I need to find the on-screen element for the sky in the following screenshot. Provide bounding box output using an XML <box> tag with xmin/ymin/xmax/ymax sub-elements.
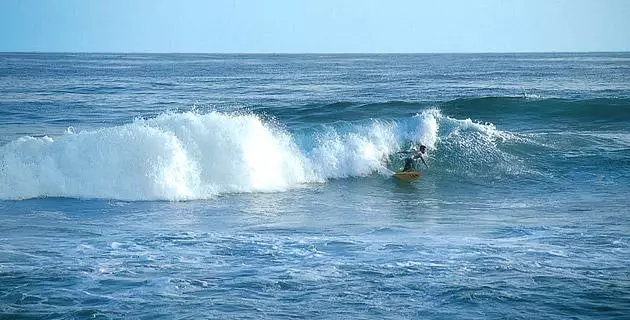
<box><xmin>1</xmin><ymin>0</ymin><xmax>629</xmax><ymax>53</ymax></box>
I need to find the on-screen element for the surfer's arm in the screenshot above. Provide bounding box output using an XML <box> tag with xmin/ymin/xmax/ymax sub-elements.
<box><xmin>419</xmin><ymin>155</ymin><xmax>429</xmax><ymax>169</ymax></box>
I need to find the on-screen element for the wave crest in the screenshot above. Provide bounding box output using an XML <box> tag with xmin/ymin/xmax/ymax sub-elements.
<box><xmin>0</xmin><ymin>108</ymin><xmax>530</xmax><ymax>201</ymax></box>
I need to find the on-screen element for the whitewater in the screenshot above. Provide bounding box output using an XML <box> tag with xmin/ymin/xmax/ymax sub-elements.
<box><xmin>0</xmin><ymin>107</ymin><xmax>527</xmax><ymax>201</ymax></box>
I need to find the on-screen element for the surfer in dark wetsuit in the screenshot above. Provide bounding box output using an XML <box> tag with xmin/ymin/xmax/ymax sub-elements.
<box><xmin>402</xmin><ymin>145</ymin><xmax>429</xmax><ymax>172</ymax></box>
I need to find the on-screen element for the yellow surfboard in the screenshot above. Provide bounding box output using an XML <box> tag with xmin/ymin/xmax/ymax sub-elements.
<box><xmin>392</xmin><ymin>171</ymin><xmax>423</xmax><ymax>182</ymax></box>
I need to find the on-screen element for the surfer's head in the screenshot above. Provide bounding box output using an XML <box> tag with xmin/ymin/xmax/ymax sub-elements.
<box><xmin>419</xmin><ymin>145</ymin><xmax>427</xmax><ymax>153</ymax></box>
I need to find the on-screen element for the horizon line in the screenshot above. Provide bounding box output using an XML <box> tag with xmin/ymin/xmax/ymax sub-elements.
<box><xmin>2</xmin><ymin>50</ymin><xmax>629</xmax><ymax>55</ymax></box>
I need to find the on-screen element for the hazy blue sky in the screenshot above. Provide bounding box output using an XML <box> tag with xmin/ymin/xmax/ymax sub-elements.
<box><xmin>1</xmin><ymin>0</ymin><xmax>628</xmax><ymax>53</ymax></box>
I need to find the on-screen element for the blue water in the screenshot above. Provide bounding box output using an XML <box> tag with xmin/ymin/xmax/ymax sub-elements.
<box><xmin>1</xmin><ymin>53</ymin><xmax>629</xmax><ymax>319</ymax></box>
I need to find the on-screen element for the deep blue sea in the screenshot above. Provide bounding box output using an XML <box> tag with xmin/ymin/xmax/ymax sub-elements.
<box><xmin>1</xmin><ymin>53</ymin><xmax>629</xmax><ymax>319</ymax></box>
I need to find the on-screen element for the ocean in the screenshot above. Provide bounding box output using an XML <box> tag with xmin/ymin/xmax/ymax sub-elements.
<box><xmin>0</xmin><ymin>53</ymin><xmax>629</xmax><ymax>319</ymax></box>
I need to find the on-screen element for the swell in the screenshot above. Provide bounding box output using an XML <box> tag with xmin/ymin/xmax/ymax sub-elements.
<box><xmin>440</xmin><ymin>97</ymin><xmax>630</xmax><ymax>130</ymax></box>
<box><xmin>251</xmin><ymin>97</ymin><xmax>630</xmax><ymax>131</ymax></box>
<box><xmin>250</xmin><ymin>101</ymin><xmax>429</xmax><ymax>128</ymax></box>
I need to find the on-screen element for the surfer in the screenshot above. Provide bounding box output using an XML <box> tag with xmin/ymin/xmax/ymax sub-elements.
<box><xmin>402</xmin><ymin>145</ymin><xmax>428</xmax><ymax>172</ymax></box>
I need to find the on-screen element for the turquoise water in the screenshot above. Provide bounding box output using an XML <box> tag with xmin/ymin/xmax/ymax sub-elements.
<box><xmin>1</xmin><ymin>53</ymin><xmax>629</xmax><ymax>319</ymax></box>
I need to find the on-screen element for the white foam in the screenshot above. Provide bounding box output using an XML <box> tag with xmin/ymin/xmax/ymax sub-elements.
<box><xmin>414</xmin><ymin>109</ymin><xmax>440</xmax><ymax>149</ymax></box>
<box><xmin>0</xmin><ymin>112</ymin><xmax>313</xmax><ymax>201</ymax></box>
<box><xmin>0</xmin><ymin>109</ymin><xmax>459</xmax><ymax>201</ymax></box>
<box><xmin>441</xmin><ymin>114</ymin><xmax>515</xmax><ymax>142</ymax></box>
<box><xmin>307</xmin><ymin>120</ymin><xmax>399</xmax><ymax>179</ymax></box>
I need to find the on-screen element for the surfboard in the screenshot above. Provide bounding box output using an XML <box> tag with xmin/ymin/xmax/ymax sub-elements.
<box><xmin>392</xmin><ymin>171</ymin><xmax>423</xmax><ymax>182</ymax></box>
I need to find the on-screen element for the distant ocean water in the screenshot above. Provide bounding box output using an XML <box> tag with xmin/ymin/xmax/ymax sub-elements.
<box><xmin>1</xmin><ymin>53</ymin><xmax>629</xmax><ymax>319</ymax></box>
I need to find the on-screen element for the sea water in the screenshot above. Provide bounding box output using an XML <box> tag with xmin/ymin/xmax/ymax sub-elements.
<box><xmin>1</xmin><ymin>53</ymin><xmax>629</xmax><ymax>319</ymax></box>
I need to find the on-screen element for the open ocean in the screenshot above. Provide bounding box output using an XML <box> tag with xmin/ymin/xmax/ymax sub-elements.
<box><xmin>1</xmin><ymin>53</ymin><xmax>629</xmax><ymax>319</ymax></box>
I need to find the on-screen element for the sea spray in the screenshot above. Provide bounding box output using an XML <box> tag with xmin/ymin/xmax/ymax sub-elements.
<box><xmin>0</xmin><ymin>123</ymin><xmax>199</xmax><ymax>201</ymax></box>
<box><xmin>305</xmin><ymin>120</ymin><xmax>399</xmax><ymax>179</ymax></box>
<box><xmin>0</xmin><ymin>112</ymin><xmax>313</xmax><ymax>200</ymax></box>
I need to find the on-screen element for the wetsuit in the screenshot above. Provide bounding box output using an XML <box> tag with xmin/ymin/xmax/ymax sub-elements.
<box><xmin>403</xmin><ymin>157</ymin><xmax>416</xmax><ymax>172</ymax></box>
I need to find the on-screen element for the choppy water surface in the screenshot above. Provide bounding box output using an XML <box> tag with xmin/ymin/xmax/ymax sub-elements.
<box><xmin>1</xmin><ymin>53</ymin><xmax>629</xmax><ymax>319</ymax></box>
